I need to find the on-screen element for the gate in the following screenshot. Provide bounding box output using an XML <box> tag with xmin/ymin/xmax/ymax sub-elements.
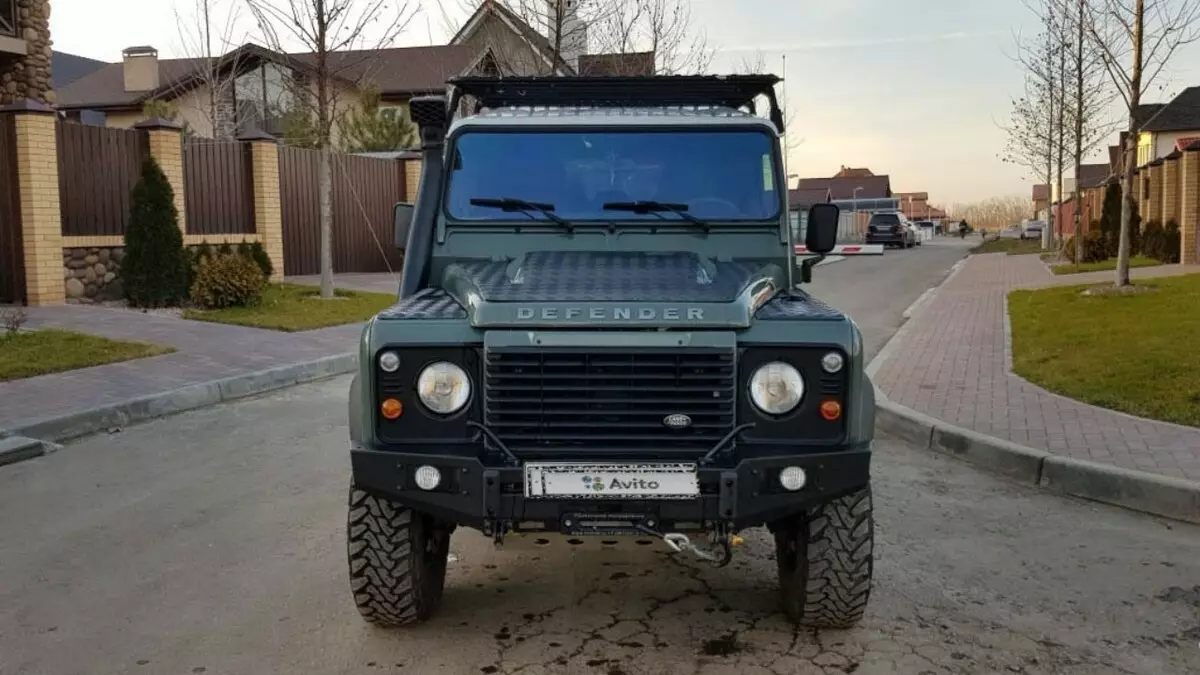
<box><xmin>279</xmin><ymin>147</ymin><xmax>407</xmax><ymax>276</ymax></box>
<box><xmin>0</xmin><ymin>114</ymin><xmax>24</xmax><ymax>304</ymax></box>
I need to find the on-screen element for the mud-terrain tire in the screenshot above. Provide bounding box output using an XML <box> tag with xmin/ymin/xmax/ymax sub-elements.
<box><xmin>774</xmin><ymin>486</ymin><xmax>873</xmax><ymax>629</ymax></box>
<box><xmin>347</xmin><ymin>484</ymin><xmax>451</xmax><ymax>627</ymax></box>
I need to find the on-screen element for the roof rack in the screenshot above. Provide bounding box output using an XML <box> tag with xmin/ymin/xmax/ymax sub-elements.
<box><xmin>445</xmin><ymin>74</ymin><xmax>786</xmax><ymax>133</ymax></box>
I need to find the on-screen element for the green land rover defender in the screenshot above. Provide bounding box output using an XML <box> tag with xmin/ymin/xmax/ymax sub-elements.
<box><xmin>345</xmin><ymin>75</ymin><xmax>876</xmax><ymax>629</ymax></box>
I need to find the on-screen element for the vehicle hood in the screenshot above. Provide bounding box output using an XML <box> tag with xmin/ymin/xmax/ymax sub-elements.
<box><xmin>440</xmin><ymin>250</ymin><xmax>784</xmax><ymax>329</ymax></box>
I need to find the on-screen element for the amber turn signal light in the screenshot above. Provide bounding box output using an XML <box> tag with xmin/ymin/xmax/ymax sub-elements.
<box><xmin>380</xmin><ymin>398</ymin><xmax>404</xmax><ymax>420</ymax></box>
<box><xmin>819</xmin><ymin>400</ymin><xmax>842</xmax><ymax>421</ymax></box>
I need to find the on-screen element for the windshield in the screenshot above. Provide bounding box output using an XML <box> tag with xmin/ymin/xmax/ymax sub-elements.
<box><xmin>868</xmin><ymin>214</ymin><xmax>900</xmax><ymax>226</ymax></box>
<box><xmin>444</xmin><ymin>129</ymin><xmax>782</xmax><ymax>223</ymax></box>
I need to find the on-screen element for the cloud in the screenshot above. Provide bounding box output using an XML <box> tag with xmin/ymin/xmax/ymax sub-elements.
<box><xmin>719</xmin><ymin>30</ymin><xmax>1007</xmax><ymax>54</ymax></box>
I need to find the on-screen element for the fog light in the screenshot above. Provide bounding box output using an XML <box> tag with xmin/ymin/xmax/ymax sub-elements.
<box><xmin>380</xmin><ymin>398</ymin><xmax>403</xmax><ymax>420</ymax></box>
<box><xmin>414</xmin><ymin>465</ymin><xmax>441</xmax><ymax>491</ymax></box>
<box><xmin>820</xmin><ymin>400</ymin><xmax>842</xmax><ymax>421</ymax></box>
<box><xmin>379</xmin><ymin>350</ymin><xmax>400</xmax><ymax>373</ymax></box>
<box><xmin>821</xmin><ymin>352</ymin><xmax>844</xmax><ymax>374</ymax></box>
<box><xmin>779</xmin><ymin>466</ymin><xmax>807</xmax><ymax>492</ymax></box>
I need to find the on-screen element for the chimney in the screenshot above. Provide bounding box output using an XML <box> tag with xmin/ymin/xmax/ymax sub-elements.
<box><xmin>122</xmin><ymin>46</ymin><xmax>160</xmax><ymax>93</ymax></box>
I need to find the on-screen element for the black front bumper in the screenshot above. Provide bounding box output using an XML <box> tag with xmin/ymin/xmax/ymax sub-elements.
<box><xmin>350</xmin><ymin>444</ymin><xmax>871</xmax><ymax>533</ymax></box>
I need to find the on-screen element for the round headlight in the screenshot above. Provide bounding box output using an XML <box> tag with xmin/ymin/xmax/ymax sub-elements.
<box><xmin>417</xmin><ymin>361</ymin><xmax>471</xmax><ymax>415</ymax></box>
<box><xmin>378</xmin><ymin>350</ymin><xmax>401</xmax><ymax>373</ymax></box>
<box><xmin>821</xmin><ymin>352</ymin><xmax>844</xmax><ymax>374</ymax></box>
<box><xmin>748</xmin><ymin>361</ymin><xmax>804</xmax><ymax>415</ymax></box>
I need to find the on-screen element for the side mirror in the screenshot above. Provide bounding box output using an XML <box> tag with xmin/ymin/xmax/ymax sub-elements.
<box><xmin>805</xmin><ymin>203</ymin><xmax>840</xmax><ymax>254</ymax></box>
<box><xmin>394</xmin><ymin>202</ymin><xmax>414</xmax><ymax>249</ymax></box>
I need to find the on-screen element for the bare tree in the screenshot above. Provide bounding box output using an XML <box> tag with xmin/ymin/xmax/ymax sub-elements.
<box><xmin>1000</xmin><ymin>72</ymin><xmax>1055</xmax><ymax>219</ymax></box>
<box><xmin>949</xmin><ymin>196</ymin><xmax>1032</xmax><ymax>233</ymax></box>
<box><xmin>1052</xmin><ymin>0</ymin><xmax>1119</xmax><ymax>263</ymax></box>
<box><xmin>1082</xmin><ymin>0</ymin><xmax>1200</xmax><ymax>286</ymax></box>
<box><xmin>1005</xmin><ymin>4</ymin><xmax>1064</xmax><ymax>249</ymax></box>
<box><xmin>246</xmin><ymin>0</ymin><xmax>418</xmax><ymax>298</ymax></box>
<box><xmin>166</xmin><ymin>0</ymin><xmax>253</xmax><ymax>139</ymax></box>
<box><xmin>589</xmin><ymin>0</ymin><xmax>714</xmax><ymax>74</ymax></box>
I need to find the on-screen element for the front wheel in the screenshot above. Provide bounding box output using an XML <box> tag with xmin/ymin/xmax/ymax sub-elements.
<box><xmin>774</xmin><ymin>486</ymin><xmax>874</xmax><ymax>629</ymax></box>
<box><xmin>347</xmin><ymin>483</ymin><xmax>452</xmax><ymax>627</ymax></box>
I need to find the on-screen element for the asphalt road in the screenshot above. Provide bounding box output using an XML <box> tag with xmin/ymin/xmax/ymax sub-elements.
<box><xmin>3</xmin><ymin>238</ymin><xmax>1198</xmax><ymax>675</ymax></box>
<box><xmin>806</xmin><ymin>236</ymin><xmax>976</xmax><ymax>362</ymax></box>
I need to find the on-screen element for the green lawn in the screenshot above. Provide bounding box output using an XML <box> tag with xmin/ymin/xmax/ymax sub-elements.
<box><xmin>972</xmin><ymin>237</ymin><xmax>1044</xmax><ymax>255</ymax></box>
<box><xmin>0</xmin><ymin>329</ymin><xmax>174</xmax><ymax>382</ymax></box>
<box><xmin>183</xmin><ymin>283</ymin><xmax>397</xmax><ymax>332</ymax></box>
<box><xmin>1048</xmin><ymin>255</ymin><xmax>1164</xmax><ymax>275</ymax></box>
<box><xmin>1008</xmin><ymin>274</ymin><xmax>1200</xmax><ymax>427</ymax></box>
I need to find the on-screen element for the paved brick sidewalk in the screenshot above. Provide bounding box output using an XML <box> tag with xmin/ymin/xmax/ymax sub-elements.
<box><xmin>871</xmin><ymin>253</ymin><xmax>1200</xmax><ymax>482</ymax></box>
<box><xmin>0</xmin><ymin>305</ymin><xmax>363</xmax><ymax>431</ymax></box>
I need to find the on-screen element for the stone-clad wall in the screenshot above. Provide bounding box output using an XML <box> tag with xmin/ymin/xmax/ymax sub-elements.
<box><xmin>63</xmin><ymin>247</ymin><xmax>124</xmax><ymax>303</ymax></box>
<box><xmin>0</xmin><ymin>0</ymin><xmax>56</xmax><ymax>105</ymax></box>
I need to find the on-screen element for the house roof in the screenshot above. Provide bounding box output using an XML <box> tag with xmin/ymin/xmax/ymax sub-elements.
<box><xmin>451</xmin><ymin>0</ymin><xmax>575</xmax><ymax>75</ymax></box>
<box><xmin>1077</xmin><ymin>163</ymin><xmax>1110</xmax><ymax>189</ymax></box>
<box><xmin>577</xmin><ymin>52</ymin><xmax>655</xmax><ymax>76</ymax></box>
<box><xmin>893</xmin><ymin>191</ymin><xmax>928</xmax><ymax>201</ymax></box>
<box><xmin>834</xmin><ymin>166</ymin><xmax>874</xmax><ymax>178</ymax></box>
<box><xmin>796</xmin><ymin>175</ymin><xmax>890</xmax><ymax>200</ymax></box>
<box><xmin>56</xmin><ymin>42</ymin><xmax>480</xmax><ymax>110</ymax></box>
<box><xmin>788</xmin><ymin>187</ymin><xmax>831</xmax><ymax>208</ymax></box>
<box><xmin>1142</xmin><ymin>87</ymin><xmax>1200</xmax><ymax>132</ymax></box>
<box><xmin>51</xmin><ymin>51</ymin><xmax>110</xmax><ymax>91</ymax></box>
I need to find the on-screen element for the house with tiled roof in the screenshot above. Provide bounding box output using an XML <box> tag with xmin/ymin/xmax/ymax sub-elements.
<box><xmin>1136</xmin><ymin>88</ymin><xmax>1200</xmax><ymax>165</ymax></box>
<box><xmin>55</xmin><ymin>41</ymin><xmax>501</xmax><ymax>140</ymax></box>
<box><xmin>56</xmin><ymin>0</ymin><xmax>655</xmax><ymax>142</ymax></box>
<box><xmin>788</xmin><ymin>187</ymin><xmax>832</xmax><ymax>210</ymax></box>
<box><xmin>795</xmin><ymin>172</ymin><xmax>891</xmax><ymax>201</ymax></box>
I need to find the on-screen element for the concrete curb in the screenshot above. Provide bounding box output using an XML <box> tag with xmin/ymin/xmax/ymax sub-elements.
<box><xmin>873</xmin><ymin>387</ymin><xmax>1200</xmax><ymax>525</ymax></box>
<box><xmin>1</xmin><ymin>353</ymin><xmax>358</xmax><ymax>459</ymax></box>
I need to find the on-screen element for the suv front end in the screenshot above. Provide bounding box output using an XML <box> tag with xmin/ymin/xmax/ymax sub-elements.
<box><xmin>345</xmin><ymin>75</ymin><xmax>876</xmax><ymax>631</ymax></box>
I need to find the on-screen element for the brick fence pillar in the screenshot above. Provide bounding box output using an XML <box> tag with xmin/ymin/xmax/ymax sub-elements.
<box><xmin>1163</xmin><ymin>153</ymin><xmax>1181</xmax><ymax>226</ymax></box>
<box><xmin>240</xmin><ymin>130</ymin><xmax>285</xmax><ymax>282</ymax></box>
<box><xmin>1181</xmin><ymin>148</ymin><xmax>1200</xmax><ymax>265</ymax></box>
<box><xmin>134</xmin><ymin>118</ymin><xmax>187</xmax><ymax>234</ymax></box>
<box><xmin>1147</xmin><ymin>160</ymin><xmax>1164</xmax><ymax>223</ymax></box>
<box><xmin>5</xmin><ymin>99</ymin><xmax>64</xmax><ymax>306</ymax></box>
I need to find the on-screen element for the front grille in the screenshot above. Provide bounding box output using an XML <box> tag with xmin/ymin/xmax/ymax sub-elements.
<box><xmin>484</xmin><ymin>348</ymin><xmax>736</xmax><ymax>452</ymax></box>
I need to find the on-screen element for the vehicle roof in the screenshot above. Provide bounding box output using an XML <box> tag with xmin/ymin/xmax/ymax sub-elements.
<box><xmin>448</xmin><ymin>105</ymin><xmax>780</xmax><ymax>134</ymax></box>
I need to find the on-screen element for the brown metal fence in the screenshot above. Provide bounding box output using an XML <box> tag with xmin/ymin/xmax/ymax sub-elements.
<box><xmin>0</xmin><ymin>114</ymin><xmax>24</xmax><ymax>304</ymax></box>
<box><xmin>56</xmin><ymin>121</ymin><xmax>149</xmax><ymax>236</ymax></box>
<box><xmin>278</xmin><ymin>147</ymin><xmax>407</xmax><ymax>276</ymax></box>
<box><xmin>183</xmin><ymin>139</ymin><xmax>256</xmax><ymax>235</ymax></box>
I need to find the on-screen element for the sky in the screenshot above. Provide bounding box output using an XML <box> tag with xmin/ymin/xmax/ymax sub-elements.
<box><xmin>48</xmin><ymin>0</ymin><xmax>1200</xmax><ymax>206</ymax></box>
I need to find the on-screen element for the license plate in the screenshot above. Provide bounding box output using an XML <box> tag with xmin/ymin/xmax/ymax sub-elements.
<box><xmin>524</xmin><ymin>462</ymin><xmax>699</xmax><ymax>500</ymax></box>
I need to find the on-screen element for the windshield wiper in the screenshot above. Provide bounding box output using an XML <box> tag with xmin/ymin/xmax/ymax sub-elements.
<box><xmin>601</xmin><ymin>200</ymin><xmax>710</xmax><ymax>233</ymax></box>
<box><xmin>469</xmin><ymin>197</ymin><xmax>573</xmax><ymax>232</ymax></box>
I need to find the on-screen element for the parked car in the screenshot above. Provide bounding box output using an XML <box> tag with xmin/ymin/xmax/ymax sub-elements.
<box><xmin>1020</xmin><ymin>220</ymin><xmax>1046</xmax><ymax>240</ymax></box>
<box><xmin>866</xmin><ymin>211</ymin><xmax>915</xmax><ymax>249</ymax></box>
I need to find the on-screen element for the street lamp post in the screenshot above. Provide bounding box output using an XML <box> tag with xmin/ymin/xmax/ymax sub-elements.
<box><xmin>852</xmin><ymin>186</ymin><xmax>863</xmax><ymax>211</ymax></box>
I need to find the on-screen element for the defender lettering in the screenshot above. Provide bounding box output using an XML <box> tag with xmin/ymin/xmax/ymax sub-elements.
<box><xmin>513</xmin><ymin>306</ymin><xmax>707</xmax><ymax>321</ymax></box>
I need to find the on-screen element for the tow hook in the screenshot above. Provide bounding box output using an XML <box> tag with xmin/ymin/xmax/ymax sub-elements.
<box><xmin>638</xmin><ymin>525</ymin><xmax>738</xmax><ymax>568</ymax></box>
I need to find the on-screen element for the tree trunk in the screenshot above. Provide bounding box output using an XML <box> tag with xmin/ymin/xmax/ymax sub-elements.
<box><xmin>1073</xmin><ymin>0</ymin><xmax>1085</xmax><ymax>265</ymax></box>
<box><xmin>1116</xmin><ymin>0</ymin><xmax>1145</xmax><ymax>287</ymax></box>
<box><xmin>315</xmin><ymin>0</ymin><xmax>334</xmax><ymax>299</ymax></box>
<box><xmin>1117</xmin><ymin>133</ymin><xmax>1136</xmax><ymax>286</ymax></box>
<box><xmin>1043</xmin><ymin>8</ymin><xmax>1057</xmax><ymax>251</ymax></box>
<box><xmin>1056</xmin><ymin>4</ymin><xmax>1067</xmax><ymax>248</ymax></box>
<box><xmin>318</xmin><ymin>147</ymin><xmax>334</xmax><ymax>298</ymax></box>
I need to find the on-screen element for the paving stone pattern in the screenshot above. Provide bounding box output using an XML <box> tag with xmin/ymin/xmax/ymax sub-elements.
<box><xmin>872</xmin><ymin>253</ymin><xmax>1200</xmax><ymax>482</ymax></box>
<box><xmin>0</xmin><ymin>305</ymin><xmax>361</xmax><ymax>431</ymax></box>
